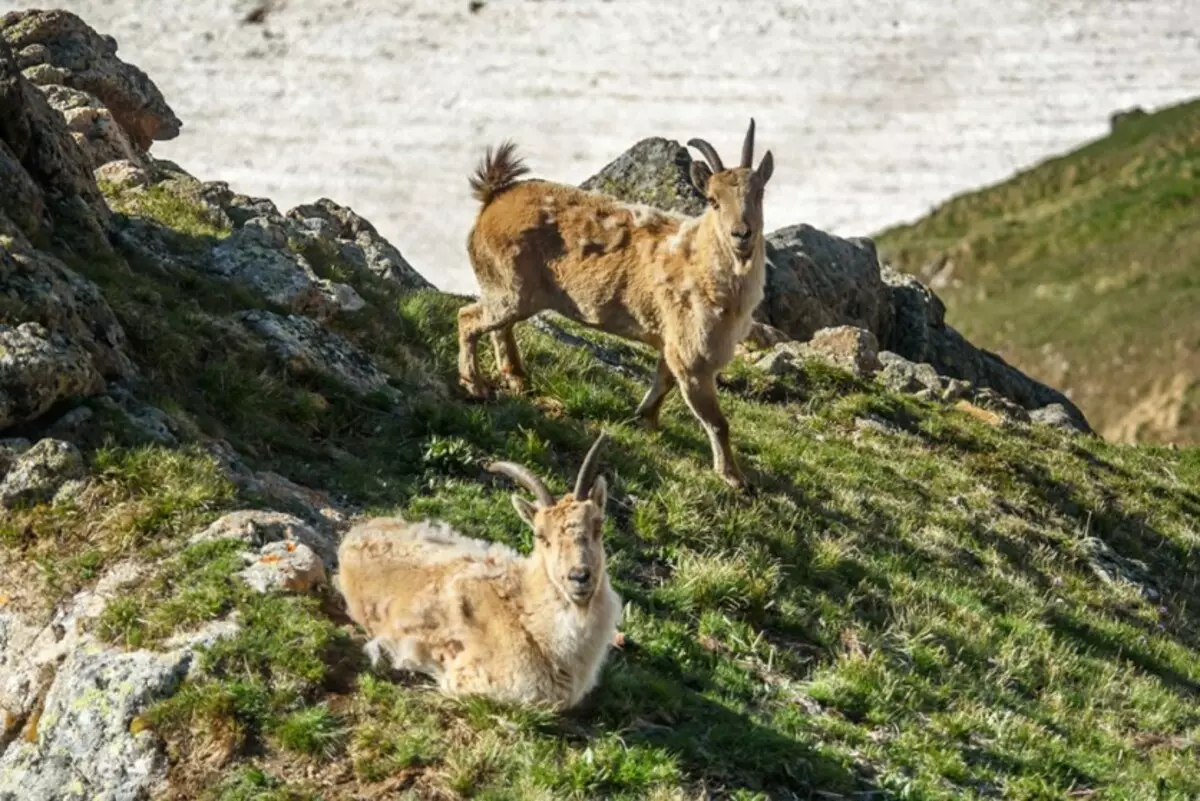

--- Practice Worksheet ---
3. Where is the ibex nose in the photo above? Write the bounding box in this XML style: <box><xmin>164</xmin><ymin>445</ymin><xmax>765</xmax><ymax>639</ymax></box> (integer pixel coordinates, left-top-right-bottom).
<box><xmin>568</xmin><ymin>567</ymin><xmax>591</xmax><ymax>585</ymax></box>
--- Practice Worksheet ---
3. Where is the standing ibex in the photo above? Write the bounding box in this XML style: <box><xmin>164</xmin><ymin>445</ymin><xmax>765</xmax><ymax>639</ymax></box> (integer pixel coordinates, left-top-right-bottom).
<box><xmin>336</xmin><ymin>433</ymin><xmax>622</xmax><ymax>710</ymax></box>
<box><xmin>459</xmin><ymin>120</ymin><xmax>773</xmax><ymax>488</ymax></box>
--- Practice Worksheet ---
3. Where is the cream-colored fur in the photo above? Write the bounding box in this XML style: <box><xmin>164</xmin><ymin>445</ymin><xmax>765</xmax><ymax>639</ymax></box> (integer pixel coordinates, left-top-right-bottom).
<box><xmin>336</xmin><ymin>440</ymin><xmax>622</xmax><ymax>710</ymax></box>
<box><xmin>458</xmin><ymin>120</ymin><xmax>775</xmax><ymax>488</ymax></box>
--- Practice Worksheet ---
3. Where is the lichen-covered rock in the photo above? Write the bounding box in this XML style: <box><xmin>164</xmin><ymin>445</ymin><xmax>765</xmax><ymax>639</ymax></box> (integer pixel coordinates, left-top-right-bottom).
<box><xmin>209</xmin><ymin>216</ymin><xmax>363</xmax><ymax>319</ymax></box>
<box><xmin>1031</xmin><ymin>403</ymin><xmax>1088</xmax><ymax>435</ymax></box>
<box><xmin>0</xmin><ymin>438</ymin><xmax>84</xmax><ymax>509</ymax></box>
<box><xmin>0</xmin><ymin>36</ymin><xmax>107</xmax><ymax>240</ymax></box>
<box><xmin>234</xmin><ymin>309</ymin><xmax>397</xmax><ymax>398</ymax></box>
<box><xmin>580</xmin><ymin>137</ymin><xmax>707</xmax><ymax>217</ymax></box>
<box><xmin>287</xmin><ymin>199</ymin><xmax>432</xmax><ymax>291</ymax></box>
<box><xmin>761</xmin><ymin>225</ymin><xmax>895</xmax><ymax>343</ymax></box>
<box><xmin>0</xmin><ymin>323</ymin><xmax>104</xmax><ymax>432</ymax></box>
<box><xmin>753</xmin><ymin>341</ymin><xmax>806</xmax><ymax>377</ymax></box>
<box><xmin>877</xmin><ymin>351</ymin><xmax>943</xmax><ymax>395</ymax></box>
<box><xmin>1</xmin><ymin>9</ymin><xmax>181</xmax><ymax>150</ymax></box>
<box><xmin>0</xmin><ymin>644</ymin><xmax>189</xmax><ymax>801</ymax></box>
<box><xmin>38</xmin><ymin>83</ymin><xmax>145</xmax><ymax>170</ymax></box>
<box><xmin>797</xmin><ymin>326</ymin><xmax>881</xmax><ymax>378</ymax></box>
<box><xmin>0</xmin><ymin>140</ymin><xmax>44</xmax><ymax>237</ymax></box>
<box><xmin>93</xmin><ymin>158</ymin><xmax>149</xmax><ymax>189</ymax></box>
<box><xmin>239</xmin><ymin>541</ymin><xmax>326</xmax><ymax>594</ymax></box>
<box><xmin>192</xmin><ymin>509</ymin><xmax>337</xmax><ymax>568</ymax></box>
<box><xmin>1</xmin><ymin>234</ymin><xmax>135</xmax><ymax>382</ymax></box>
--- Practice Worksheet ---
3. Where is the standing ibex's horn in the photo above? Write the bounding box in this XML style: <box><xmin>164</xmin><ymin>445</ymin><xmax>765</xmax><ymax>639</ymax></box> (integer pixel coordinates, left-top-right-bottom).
<box><xmin>687</xmin><ymin>138</ymin><xmax>725</xmax><ymax>173</ymax></box>
<box><xmin>487</xmin><ymin>461</ymin><xmax>555</xmax><ymax>508</ymax></box>
<box><xmin>741</xmin><ymin>118</ymin><xmax>756</xmax><ymax>169</ymax></box>
<box><xmin>573</xmin><ymin>431</ymin><xmax>609</xmax><ymax>501</ymax></box>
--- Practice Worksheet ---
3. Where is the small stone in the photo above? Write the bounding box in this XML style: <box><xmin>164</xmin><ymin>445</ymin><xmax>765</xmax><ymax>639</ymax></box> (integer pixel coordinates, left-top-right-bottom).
<box><xmin>1030</xmin><ymin>403</ymin><xmax>1088</xmax><ymax>435</ymax></box>
<box><xmin>877</xmin><ymin>351</ymin><xmax>942</xmax><ymax>395</ymax></box>
<box><xmin>239</xmin><ymin>541</ymin><xmax>326</xmax><ymax>594</ymax></box>
<box><xmin>0</xmin><ymin>438</ymin><xmax>85</xmax><ymax>509</ymax></box>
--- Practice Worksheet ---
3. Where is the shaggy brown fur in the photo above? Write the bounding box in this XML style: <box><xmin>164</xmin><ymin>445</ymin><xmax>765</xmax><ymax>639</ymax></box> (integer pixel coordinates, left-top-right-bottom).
<box><xmin>458</xmin><ymin>120</ymin><xmax>774</xmax><ymax>487</ymax></box>
<box><xmin>335</xmin><ymin>434</ymin><xmax>622</xmax><ymax>710</ymax></box>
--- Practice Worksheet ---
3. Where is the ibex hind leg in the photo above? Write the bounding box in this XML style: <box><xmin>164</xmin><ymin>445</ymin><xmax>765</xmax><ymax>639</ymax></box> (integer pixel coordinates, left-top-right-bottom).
<box><xmin>457</xmin><ymin>298</ymin><xmax>526</xmax><ymax>400</ymax></box>
<box><xmin>491</xmin><ymin>325</ymin><xmax>527</xmax><ymax>394</ymax></box>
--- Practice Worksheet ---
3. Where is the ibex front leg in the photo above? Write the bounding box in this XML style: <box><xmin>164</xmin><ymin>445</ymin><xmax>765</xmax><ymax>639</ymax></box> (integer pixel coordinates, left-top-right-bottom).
<box><xmin>674</xmin><ymin>368</ymin><xmax>745</xmax><ymax>489</ymax></box>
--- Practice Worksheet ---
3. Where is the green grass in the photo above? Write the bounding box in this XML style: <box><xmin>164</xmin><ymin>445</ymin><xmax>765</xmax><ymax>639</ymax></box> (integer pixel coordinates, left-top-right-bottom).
<box><xmin>875</xmin><ymin>97</ymin><xmax>1200</xmax><ymax>445</ymax></box>
<box><xmin>5</xmin><ymin>170</ymin><xmax>1200</xmax><ymax>799</ymax></box>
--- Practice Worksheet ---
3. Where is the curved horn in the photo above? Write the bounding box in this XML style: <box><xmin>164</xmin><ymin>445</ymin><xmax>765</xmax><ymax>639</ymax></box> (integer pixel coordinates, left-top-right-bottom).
<box><xmin>687</xmin><ymin>138</ymin><xmax>725</xmax><ymax>173</ymax></box>
<box><xmin>741</xmin><ymin>117</ymin><xmax>756</xmax><ymax>168</ymax></box>
<box><xmin>573</xmin><ymin>431</ymin><xmax>609</xmax><ymax>501</ymax></box>
<box><xmin>487</xmin><ymin>461</ymin><xmax>554</xmax><ymax>508</ymax></box>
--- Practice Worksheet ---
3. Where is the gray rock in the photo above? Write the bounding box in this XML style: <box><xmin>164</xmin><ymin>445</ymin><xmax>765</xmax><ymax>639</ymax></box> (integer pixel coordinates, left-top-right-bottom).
<box><xmin>0</xmin><ymin>35</ymin><xmax>108</xmax><ymax>241</ymax></box>
<box><xmin>93</xmin><ymin>159</ymin><xmax>148</xmax><ymax>189</ymax></box>
<box><xmin>192</xmin><ymin>509</ymin><xmax>337</xmax><ymax>568</ymax></box>
<box><xmin>0</xmin><ymin>140</ymin><xmax>44</xmax><ymax>237</ymax></box>
<box><xmin>0</xmin><ymin>323</ymin><xmax>104</xmax><ymax>432</ymax></box>
<box><xmin>753</xmin><ymin>341</ymin><xmax>806</xmax><ymax>377</ymax></box>
<box><xmin>0</xmin><ymin>645</ymin><xmax>188</xmax><ymax>801</ymax></box>
<box><xmin>234</xmin><ymin>309</ymin><xmax>397</xmax><ymax>398</ymax></box>
<box><xmin>760</xmin><ymin>225</ymin><xmax>894</xmax><ymax>343</ymax></box>
<box><xmin>0</xmin><ymin>438</ymin><xmax>30</xmax><ymax>477</ymax></box>
<box><xmin>797</xmin><ymin>326</ymin><xmax>881</xmax><ymax>378</ymax></box>
<box><xmin>239</xmin><ymin>541</ymin><xmax>326</xmax><ymax>594</ymax></box>
<box><xmin>877</xmin><ymin>351</ymin><xmax>942</xmax><ymax>395</ymax></box>
<box><xmin>0</xmin><ymin>233</ymin><xmax>135</xmax><ymax>381</ymax></box>
<box><xmin>579</xmin><ymin>137</ymin><xmax>706</xmax><ymax>217</ymax></box>
<box><xmin>1031</xmin><ymin>403</ymin><xmax>1088</xmax><ymax>435</ymax></box>
<box><xmin>208</xmin><ymin>216</ymin><xmax>363</xmax><ymax>319</ymax></box>
<box><xmin>37</xmin><ymin>83</ymin><xmax>145</xmax><ymax>171</ymax></box>
<box><xmin>0</xmin><ymin>438</ymin><xmax>85</xmax><ymax>508</ymax></box>
<box><xmin>1</xmin><ymin>9</ymin><xmax>181</xmax><ymax>151</ymax></box>
<box><xmin>286</xmin><ymin>198</ymin><xmax>432</xmax><ymax>291</ymax></box>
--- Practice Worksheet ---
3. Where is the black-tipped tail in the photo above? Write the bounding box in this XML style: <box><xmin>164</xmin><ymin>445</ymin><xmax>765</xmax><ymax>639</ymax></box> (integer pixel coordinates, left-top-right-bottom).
<box><xmin>469</xmin><ymin>141</ymin><xmax>530</xmax><ymax>205</ymax></box>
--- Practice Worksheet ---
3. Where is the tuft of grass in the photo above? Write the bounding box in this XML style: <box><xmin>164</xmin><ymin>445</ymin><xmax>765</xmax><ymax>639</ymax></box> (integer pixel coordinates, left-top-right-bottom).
<box><xmin>272</xmin><ymin>704</ymin><xmax>347</xmax><ymax>760</ymax></box>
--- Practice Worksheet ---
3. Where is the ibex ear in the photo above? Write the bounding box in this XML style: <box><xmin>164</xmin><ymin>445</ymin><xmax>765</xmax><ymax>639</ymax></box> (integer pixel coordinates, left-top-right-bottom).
<box><xmin>511</xmin><ymin>495</ymin><xmax>538</xmax><ymax>528</ymax></box>
<box><xmin>756</xmin><ymin>150</ymin><xmax>774</xmax><ymax>185</ymax></box>
<box><xmin>689</xmin><ymin>161</ymin><xmax>712</xmax><ymax>193</ymax></box>
<box><xmin>589</xmin><ymin>474</ymin><xmax>607</xmax><ymax>513</ymax></box>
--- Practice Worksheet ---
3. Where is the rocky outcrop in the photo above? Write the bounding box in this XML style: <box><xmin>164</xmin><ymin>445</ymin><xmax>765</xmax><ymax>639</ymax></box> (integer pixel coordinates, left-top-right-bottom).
<box><xmin>287</xmin><ymin>198</ymin><xmax>432</xmax><ymax>291</ymax></box>
<box><xmin>1</xmin><ymin>9</ymin><xmax>181</xmax><ymax>151</ymax></box>
<box><xmin>234</xmin><ymin>310</ymin><xmax>398</xmax><ymax>398</ymax></box>
<box><xmin>581</xmin><ymin>137</ymin><xmax>707</xmax><ymax>217</ymax></box>
<box><xmin>583</xmin><ymin>138</ymin><xmax>1090</xmax><ymax>431</ymax></box>
<box><xmin>209</xmin><ymin>217</ymin><xmax>365</xmax><ymax>319</ymax></box>
<box><xmin>0</xmin><ymin>36</ymin><xmax>107</xmax><ymax>241</ymax></box>
<box><xmin>0</xmin><ymin>323</ymin><xmax>103</xmax><ymax>432</ymax></box>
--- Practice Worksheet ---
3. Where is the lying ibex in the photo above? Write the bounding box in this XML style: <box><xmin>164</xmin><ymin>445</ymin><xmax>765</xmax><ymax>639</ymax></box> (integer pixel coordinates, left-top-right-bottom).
<box><xmin>336</xmin><ymin>433</ymin><xmax>621</xmax><ymax>710</ymax></box>
<box><xmin>458</xmin><ymin>120</ymin><xmax>773</xmax><ymax>488</ymax></box>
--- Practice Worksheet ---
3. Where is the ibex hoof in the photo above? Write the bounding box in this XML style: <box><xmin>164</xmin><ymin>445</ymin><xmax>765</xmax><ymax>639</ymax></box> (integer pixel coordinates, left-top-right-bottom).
<box><xmin>459</xmin><ymin>377</ymin><xmax>491</xmax><ymax>401</ymax></box>
<box><xmin>501</xmin><ymin>374</ymin><xmax>527</xmax><ymax>395</ymax></box>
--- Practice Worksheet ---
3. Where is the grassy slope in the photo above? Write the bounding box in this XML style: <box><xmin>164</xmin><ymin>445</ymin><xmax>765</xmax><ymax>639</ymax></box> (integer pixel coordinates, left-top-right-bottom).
<box><xmin>4</xmin><ymin>182</ymin><xmax>1200</xmax><ymax>801</ymax></box>
<box><xmin>874</xmin><ymin>99</ymin><xmax>1200</xmax><ymax>445</ymax></box>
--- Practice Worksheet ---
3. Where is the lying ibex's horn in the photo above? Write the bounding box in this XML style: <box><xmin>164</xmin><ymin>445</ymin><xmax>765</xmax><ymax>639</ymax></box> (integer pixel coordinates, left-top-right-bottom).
<box><xmin>573</xmin><ymin>431</ymin><xmax>609</xmax><ymax>501</ymax></box>
<box><xmin>741</xmin><ymin>118</ymin><xmax>756</xmax><ymax>169</ymax></box>
<box><xmin>687</xmin><ymin>138</ymin><xmax>725</xmax><ymax>173</ymax></box>
<box><xmin>487</xmin><ymin>461</ymin><xmax>555</xmax><ymax>508</ymax></box>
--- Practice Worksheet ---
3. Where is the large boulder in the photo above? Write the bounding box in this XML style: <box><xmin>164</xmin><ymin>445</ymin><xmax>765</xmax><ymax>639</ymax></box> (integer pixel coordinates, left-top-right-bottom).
<box><xmin>38</xmin><ymin>83</ymin><xmax>146</xmax><ymax>171</ymax></box>
<box><xmin>1</xmin><ymin>9</ymin><xmax>181</xmax><ymax>151</ymax></box>
<box><xmin>0</xmin><ymin>323</ymin><xmax>103</xmax><ymax>433</ymax></box>
<box><xmin>761</xmin><ymin>225</ymin><xmax>893</xmax><ymax>341</ymax></box>
<box><xmin>581</xmin><ymin>137</ymin><xmax>707</xmax><ymax>217</ymax></box>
